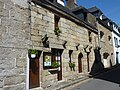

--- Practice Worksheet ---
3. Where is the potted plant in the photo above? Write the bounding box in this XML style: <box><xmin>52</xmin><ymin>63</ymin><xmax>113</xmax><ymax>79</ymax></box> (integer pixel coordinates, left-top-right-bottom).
<box><xmin>28</xmin><ymin>49</ymin><xmax>38</xmax><ymax>58</ymax></box>
<box><xmin>51</xmin><ymin>61</ymin><xmax>60</xmax><ymax>68</ymax></box>
<box><xmin>69</xmin><ymin>62</ymin><xmax>75</xmax><ymax>71</ymax></box>
<box><xmin>54</xmin><ymin>27</ymin><xmax>62</xmax><ymax>36</ymax></box>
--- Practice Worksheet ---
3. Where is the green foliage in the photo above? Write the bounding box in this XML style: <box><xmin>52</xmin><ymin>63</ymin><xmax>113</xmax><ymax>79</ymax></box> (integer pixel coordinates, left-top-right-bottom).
<box><xmin>28</xmin><ymin>49</ymin><xmax>38</xmax><ymax>54</ymax></box>
<box><xmin>54</xmin><ymin>27</ymin><xmax>62</xmax><ymax>36</ymax></box>
<box><xmin>51</xmin><ymin>61</ymin><xmax>60</xmax><ymax>68</ymax></box>
<box><xmin>69</xmin><ymin>62</ymin><xmax>75</xmax><ymax>68</ymax></box>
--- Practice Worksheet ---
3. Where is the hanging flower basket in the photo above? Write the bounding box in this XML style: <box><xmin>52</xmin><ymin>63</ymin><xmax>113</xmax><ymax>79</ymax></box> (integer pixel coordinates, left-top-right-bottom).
<box><xmin>28</xmin><ymin>49</ymin><xmax>38</xmax><ymax>58</ymax></box>
<box><xmin>31</xmin><ymin>54</ymin><xmax>36</xmax><ymax>58</ymax></box>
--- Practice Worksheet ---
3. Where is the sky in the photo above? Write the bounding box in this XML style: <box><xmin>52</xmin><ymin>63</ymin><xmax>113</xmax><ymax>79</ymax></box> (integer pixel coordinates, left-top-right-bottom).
<box><xmin>76</xmin><ymin>0</ymin><xmax>120</xmax><ymax>26</ymax></box>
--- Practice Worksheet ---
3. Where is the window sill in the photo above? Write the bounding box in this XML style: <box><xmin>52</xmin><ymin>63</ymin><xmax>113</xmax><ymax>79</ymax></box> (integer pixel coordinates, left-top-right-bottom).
<box><xmin>48</xmin><ymin>68</ymin><xmax>59</xmax><ymax>71</ymax></box>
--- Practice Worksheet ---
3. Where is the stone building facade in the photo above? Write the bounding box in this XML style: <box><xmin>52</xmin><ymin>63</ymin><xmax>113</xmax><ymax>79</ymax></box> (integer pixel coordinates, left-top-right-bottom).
<box><xmin>88</xmin><ymin>7</ymin><xmax>115</xmax><ymax>68</ymax></box>
<box><xmin>0</xmin><ymin>0</ymin><xmax>116</xmax><ymax>90</ymax></box>
<box><xmin>97</xmin><ymin>21</ymin><xmax>114</xmax><ymax>68</ymax></box>
<box><xmin>29</xmin><ymin>0</ymin><xmax>98</xmax><ymax>89</ymax></box>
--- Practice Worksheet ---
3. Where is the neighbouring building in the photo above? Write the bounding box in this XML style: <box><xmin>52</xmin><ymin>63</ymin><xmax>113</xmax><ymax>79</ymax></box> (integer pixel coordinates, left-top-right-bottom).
<box><xmin>88</xmin><ymin>7</ymin><xmax>115</xmax><ymax>68</ymax></box>
<box><xmin>112</xmin><ymin>23</ymin><xmax>120</xmax><ymax>64</ymax></box>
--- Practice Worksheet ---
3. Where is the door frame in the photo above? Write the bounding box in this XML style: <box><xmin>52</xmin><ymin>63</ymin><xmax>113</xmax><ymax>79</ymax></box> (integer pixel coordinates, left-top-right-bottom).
<box><xmin>52</xmin><ymin>48</ymin><xmax>63</xmax><ymax>81</ymax></box>
<box><xmin>26</xmin><ymin>50</ymin><xmax>42</xmax><ymax>90</ymax></box>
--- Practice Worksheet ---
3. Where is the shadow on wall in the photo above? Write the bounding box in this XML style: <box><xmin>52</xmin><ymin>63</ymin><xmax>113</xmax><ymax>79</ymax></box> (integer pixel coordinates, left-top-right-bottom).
<box><xmin>90</xmin><ymin>47</ymin><xmax>104</xmax><ymax>76</ymax></box>
<box><xmin>89</xmin><ymin>48</ymin><xmax>120</xmax><ymax>84</ymax></box>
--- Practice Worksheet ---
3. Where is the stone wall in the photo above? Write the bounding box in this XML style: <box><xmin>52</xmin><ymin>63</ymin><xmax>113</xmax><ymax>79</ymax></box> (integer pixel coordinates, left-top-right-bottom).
<box><xmin>97</xmin><ymin>23</ymin><xmax>115</xmax><ymax>68</ymax></box>
<box><xmin>30</xmin><ymin>2</ymin><xmax>98</xmax><ymax>88</ymax></box>
<box><xmin>0</xmin><ymin>0</ymin><xmax>100</xmax><ymax>89</ymax></box>
<box><xmin>0</xmin><ymin>0</ymin><xmax>30</xmax><ymax>89</ymax></box>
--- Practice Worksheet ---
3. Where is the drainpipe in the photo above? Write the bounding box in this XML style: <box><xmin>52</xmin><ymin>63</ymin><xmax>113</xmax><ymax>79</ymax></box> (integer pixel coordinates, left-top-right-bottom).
<box><xmin>96</xmin><ymin>21</ymin><xmax>101</xmax><ymax>48</ymax></box>
<box><xmin>26</xmin><ymin>0</ymin><xmax>32</xmax><ymax>90</ymax></box>
<box><xmin>26</xmin><ymin>52</ymin><xmax>29</xmax><ymax>90</ymax></box>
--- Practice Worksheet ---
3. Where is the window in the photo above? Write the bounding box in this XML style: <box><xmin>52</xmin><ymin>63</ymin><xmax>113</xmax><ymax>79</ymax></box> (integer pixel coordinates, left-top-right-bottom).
<box><xmin>114</xmin><ymin>37</ymin><xmax>118</xmax><ymax>46</ymax></box>
<box><xmin>54</xmin><ymin>15</ymin><xmax>60</xmax><ymax>28</ymax></box>
<box><xmin>43</xmin><ymin>49</ymin><xmax>62</xmax><ymax>69</ymax></box>
<box><xmin>100</xmin><ymin>31</ymin><xmax>104</xmax><ymax>39</ymax></box>
<box><xmin>49</xmin><ymin>0</ymin><xmax>54</xmax><ymax>2</ymax></box>
<box><xmin>43</xmin><ymin>52</ymin><xmax>52</xmax><ymax>69</ymax></box>
<box><xmin>69</xmin><ymin>50</ymin><xmax>73</xmax><ymax>62</ymax></box>
<box><xmin>108</xmin><ymin>36</ymin><xmax>111</xmax><ymax>41</ymax></box>
<box><xmin>88</xmin><ymin>31</ymin><xmax>92</xmax><ymax>43</ymax></box>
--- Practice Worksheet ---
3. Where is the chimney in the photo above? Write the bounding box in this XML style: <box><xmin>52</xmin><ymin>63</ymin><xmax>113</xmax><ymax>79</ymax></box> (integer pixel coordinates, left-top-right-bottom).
<box><xmin>66</xmin><ymin>0</ymin><xmax>77</xmax><ymax>9</ymax></box>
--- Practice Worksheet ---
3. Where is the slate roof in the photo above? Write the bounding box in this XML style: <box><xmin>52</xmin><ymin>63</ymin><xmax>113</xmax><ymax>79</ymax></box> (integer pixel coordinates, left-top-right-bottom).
<box><xmin>88</xmin><ymin>6</ymin><xmax>103</xmax><ymax>14</ymax></box>
<box><xmin>71</xmin><ymin>6</ymin><xmax>89</xmax><ymax>13</ymax></box>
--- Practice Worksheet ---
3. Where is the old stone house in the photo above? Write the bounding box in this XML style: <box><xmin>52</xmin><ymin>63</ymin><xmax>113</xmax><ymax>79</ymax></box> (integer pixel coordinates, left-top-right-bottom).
<box><xmin>0</xmin><ymin>0</ymin><xmax>99</xmax><ymax>89</ymax></box>
<box><xmin>0</xmin><ymin>0</ymin><xmax>117</xmax><ymax>90</ymax></box>
<box><xmin>88</xmin><ymin>7</ymin><xmax>115</xmax><ymax>68</ymax></box>
<box><xmin>29</xmin><ymin>0</ymin><xmax>98</xmax><ymax>89</ymax></box>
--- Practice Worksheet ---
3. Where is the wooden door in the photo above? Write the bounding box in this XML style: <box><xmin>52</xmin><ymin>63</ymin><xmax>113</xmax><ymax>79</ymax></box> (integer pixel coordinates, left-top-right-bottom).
<box><xmin>78</xmin><ymin>57</ymin><xmax>82</xmax><ymax>73</ymax></box>
<box><xmin>29</xmin><ymin>56</ymin><xmax>40</xmax><ymax>89</ymax></box>
<box><xmin>78</xmin><ymin>53</ymin><xmax>83</xmax><ymax>73</ymax></box>
<box><xmin>87</xmin><ymin>52</ymin><xmax>90</xmax><ymax>72</ymax></box>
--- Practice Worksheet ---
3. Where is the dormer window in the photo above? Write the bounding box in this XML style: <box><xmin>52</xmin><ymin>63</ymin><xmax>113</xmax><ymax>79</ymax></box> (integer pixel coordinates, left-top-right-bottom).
<box><xmin>49</xmin><ymin>0</ymin><xmax>54</xmax><ymax>3</ymax></box>
<box><xmin>100</xmin><ymin>14</ymin><xmax>103</xmax><ymax>20</ymax></box>
<box><xmin>108</xmin><ymin>22</ymin><xmax>110</xmax><ymax>26</ymax></box>
<box><xmin>57</xmin><ymin>0</ymin><xmax>64</xmax><ymax>6</ymax></box>
<box><xmin>118</xmin><ymin>28</ymin><xmax>120</xmax><ymax>33</ymax></box>
<box><xmin>83</xmin><ymin>12</ymin><xmax>87</xmax><ymax>21</ymax></box>
<box><xmin>113</xmin><ymin>24</ymin><xmax>114</xmax><ymax>29</ymax></box>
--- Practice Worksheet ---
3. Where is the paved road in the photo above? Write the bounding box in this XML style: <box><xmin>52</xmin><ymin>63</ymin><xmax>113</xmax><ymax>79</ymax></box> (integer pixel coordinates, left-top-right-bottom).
<box><xmin>71</xmin><ymin>66</ymin><xmax>120</xmax><ymax>90</ymax></box>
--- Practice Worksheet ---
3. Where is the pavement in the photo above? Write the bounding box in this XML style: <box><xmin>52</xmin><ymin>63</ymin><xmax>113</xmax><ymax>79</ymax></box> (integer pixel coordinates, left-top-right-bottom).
<box><xmin>42</xmin><ymin>65</ymin><xmax>120</xmax><ymax>90</ymax></box>
<box><xmin>70</xmin><ymin>65</ymin><xmax>120</xmax><ymax>90</ymax></box>
<box><xmin>44</xmin><ymin>73</ymin><xmax>90</xmax><ymax>90</ymax></box>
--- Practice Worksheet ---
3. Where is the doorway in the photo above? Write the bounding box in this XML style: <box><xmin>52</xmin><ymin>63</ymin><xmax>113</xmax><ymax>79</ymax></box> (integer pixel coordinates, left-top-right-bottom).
<box><xmin>78</xmin><ymin>53</ymin><xmax>83</xmax><ymax>73</ymax></box>
<box><xmin>52</xmin><ymin>49</ymin><xmax>63</xmax><ymax>81</ymax></box>
<box><xmin>29</xmin><ymin>51</ymin><xmax>41</xmax><ymax>89</ymax></box>
<box><xmin>116</xmin><ymin>52</ymin><xmax>119</xmax><ymax>65</ymax></box>
<box><xmin>87</xmin><ymin>52</ymin><xmax>90</xmax><ymax>72</ymax></box>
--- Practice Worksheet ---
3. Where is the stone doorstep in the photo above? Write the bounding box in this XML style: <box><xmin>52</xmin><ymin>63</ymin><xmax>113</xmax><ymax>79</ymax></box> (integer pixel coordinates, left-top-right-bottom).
<box><xmin>30</xmin><ymin>87</ymin><xmax>43</xmax><ymax>90</ymax></box>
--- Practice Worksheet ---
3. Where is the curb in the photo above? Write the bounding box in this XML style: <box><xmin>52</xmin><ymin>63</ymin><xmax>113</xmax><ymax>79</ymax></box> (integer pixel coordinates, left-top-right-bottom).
<box><xmin>56</xmin><ymin>77</ymin><xmax>90</xmax><ymax>90</ymax></box>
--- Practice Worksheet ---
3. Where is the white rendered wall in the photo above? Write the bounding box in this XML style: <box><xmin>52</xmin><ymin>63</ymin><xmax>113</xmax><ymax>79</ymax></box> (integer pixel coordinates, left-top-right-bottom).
<box><xmin>112</xmin><ymin>32</ymin><xmax>120</xmax><ymax>64</ymax></box>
